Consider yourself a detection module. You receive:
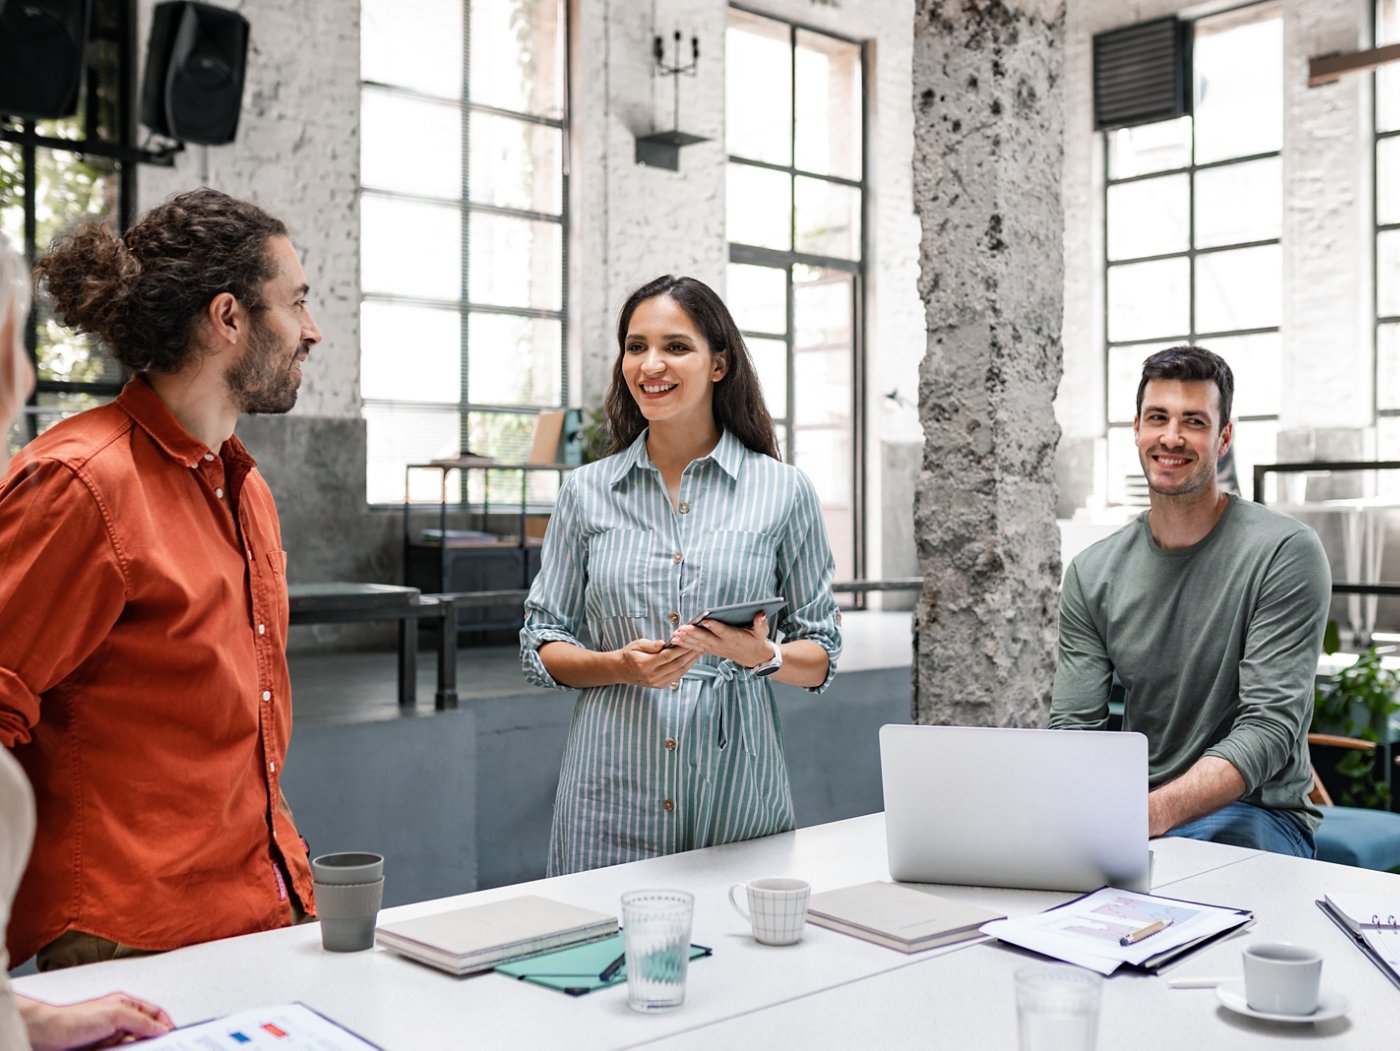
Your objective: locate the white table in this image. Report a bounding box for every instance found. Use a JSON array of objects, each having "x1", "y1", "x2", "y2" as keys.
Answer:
[
  {"x1": 14, "y1": 815, "x2": 1396, "y2": 1049},
  {"x1": 656, "y1": 850, "x2": 1400, "y2": 1049}
]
